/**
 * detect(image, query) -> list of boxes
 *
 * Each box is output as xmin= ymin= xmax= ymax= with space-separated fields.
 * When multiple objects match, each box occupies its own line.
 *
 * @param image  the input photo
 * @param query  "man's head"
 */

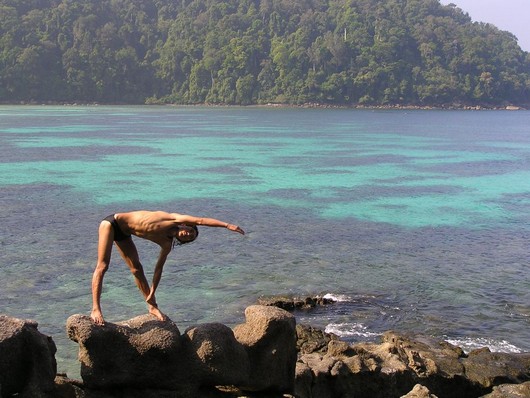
xmin=176 ymin=225 xmax=199 ymax=244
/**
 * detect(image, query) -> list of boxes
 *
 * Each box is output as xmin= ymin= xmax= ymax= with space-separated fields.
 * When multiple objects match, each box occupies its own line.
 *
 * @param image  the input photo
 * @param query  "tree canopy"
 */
xmin=1 ymin=0 xmax=529 ymax=106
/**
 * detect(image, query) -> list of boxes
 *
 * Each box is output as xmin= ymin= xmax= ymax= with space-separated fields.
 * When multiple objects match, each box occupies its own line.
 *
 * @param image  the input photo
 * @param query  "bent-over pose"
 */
xmin=90 ymin=210 xmax=244 ymax=325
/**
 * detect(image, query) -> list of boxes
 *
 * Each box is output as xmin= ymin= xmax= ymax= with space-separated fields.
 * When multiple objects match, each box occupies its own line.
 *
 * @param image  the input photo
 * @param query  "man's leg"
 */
xmin=115 ymin=238 xmax=167 ymax=321
xmin=91 ymin=221 xmax=114 ymax=325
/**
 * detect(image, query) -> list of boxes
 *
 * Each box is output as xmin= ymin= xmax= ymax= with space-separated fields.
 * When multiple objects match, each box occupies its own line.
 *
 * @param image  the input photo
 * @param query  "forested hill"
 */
xmin=1 ymin=0 xmax=529 ymax=106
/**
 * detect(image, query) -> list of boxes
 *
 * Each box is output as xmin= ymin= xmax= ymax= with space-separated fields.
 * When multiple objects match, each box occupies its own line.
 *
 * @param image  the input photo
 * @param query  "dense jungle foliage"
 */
xmin=1 ymin=0 xmax=529 ymax=106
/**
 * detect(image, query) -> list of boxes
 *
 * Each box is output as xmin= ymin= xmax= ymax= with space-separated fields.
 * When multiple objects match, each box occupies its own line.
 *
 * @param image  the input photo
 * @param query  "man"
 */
xmin=91 ymin=210 xmax=245 ymax=325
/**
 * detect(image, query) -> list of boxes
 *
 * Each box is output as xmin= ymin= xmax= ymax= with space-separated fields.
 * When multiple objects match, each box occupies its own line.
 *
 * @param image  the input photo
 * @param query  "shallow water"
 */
xmin=0 ymin=105 xmax=529 ymax=377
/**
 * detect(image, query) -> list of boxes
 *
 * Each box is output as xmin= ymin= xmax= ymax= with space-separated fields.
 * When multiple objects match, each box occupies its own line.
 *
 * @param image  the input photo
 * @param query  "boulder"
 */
xmin=294 ymin=330 xmax=530 ymax=398
xmin=53 ymin=374 xmax=85 ymax=398
xmin=401 ymin=384 xmax=438 ymax=398
xmin=462 ymin=348 xmax=530 ymax=388
xmin=66 ymin=314 xmax=184 ymax=390
xmin=0 ymin=315 xmax=57 ymax=397
xmin=182 ymin=322 xmax=249 ymax=386
xmin=294 ymin=362 xmax=313 ymax=398
xmin=233 ymin=305 xmax=297 ymax=393
xmin=296 ymin=323 xmax=338 ymax=354
xmin=258 ymin=295 xmax=336 ymax=311
xmin=67 ymin=306 xmax=297 ymax=396
xmin=481 ymin=381 xmax=530 ymax=398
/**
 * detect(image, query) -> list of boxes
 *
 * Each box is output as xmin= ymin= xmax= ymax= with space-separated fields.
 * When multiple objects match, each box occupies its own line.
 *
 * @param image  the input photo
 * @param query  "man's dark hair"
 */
xmin=175 ymin=225 xmax=199 ymax=245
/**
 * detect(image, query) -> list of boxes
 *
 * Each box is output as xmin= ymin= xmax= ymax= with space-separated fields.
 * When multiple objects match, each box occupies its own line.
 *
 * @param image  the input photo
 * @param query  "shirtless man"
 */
xmin=90 ymin=210 xmax=245 ymax=325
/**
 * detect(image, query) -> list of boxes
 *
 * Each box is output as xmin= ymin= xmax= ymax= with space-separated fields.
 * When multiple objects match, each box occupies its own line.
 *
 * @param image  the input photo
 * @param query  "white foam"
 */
xmin=325 ymin=322 xmax=380 ymax=339
xmin=322 ymin=293 xmax=350 ymax=302
xmin=444 ymin=336 xmax=523 ymax=354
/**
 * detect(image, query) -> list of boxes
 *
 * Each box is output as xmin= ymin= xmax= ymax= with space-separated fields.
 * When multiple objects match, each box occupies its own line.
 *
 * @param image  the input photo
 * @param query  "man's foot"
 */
xmin=148 ymin=305 xmax=168 ymax=321
xmin=91 ymin=309 xmax=105 ymax=325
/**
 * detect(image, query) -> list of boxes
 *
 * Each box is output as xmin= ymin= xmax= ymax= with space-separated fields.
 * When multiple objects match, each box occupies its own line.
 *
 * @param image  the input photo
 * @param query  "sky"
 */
xmin=440 ymin=0 xmax=530 ymax=51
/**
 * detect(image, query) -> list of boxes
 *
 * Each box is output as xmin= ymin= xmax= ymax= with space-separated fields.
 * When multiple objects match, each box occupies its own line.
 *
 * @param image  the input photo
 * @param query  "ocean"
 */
xmin=0 ymin=105 xmax=529 ymax=377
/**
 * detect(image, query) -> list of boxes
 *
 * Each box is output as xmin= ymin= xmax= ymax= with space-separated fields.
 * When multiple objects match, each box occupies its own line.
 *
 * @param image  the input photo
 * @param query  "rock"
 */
xmin=463 ymin=348 xmax=530 ymax=388
xmin=53 ymin=374 xmax=85 ymax=398
xmin=233 ymin=305 xmax=297 ymax=393
xmin=5 ymin=306 xmax=528 ymax=398
xmin=183 ymin=322 xmax=249 ymax=386
xmin=296 ymin=323 xmax=338 ymax=354
xmin=401 ymin=384 xmax=438 ymax=398
xmin=0 ymin=315 xmax=57 ymax=397
xmin=258 ymin=294 xmax=336 ymax=311
xmin=294 ymin=330 xmax=530 ymax=398
xmin=66 ymin=314 xmax=184 ymax=390
xmin=294 ymin=362 xmax=313 ymax=398
xmin=481 ymin=381 xmax=530 ymax=397
xmin=67 ymin=306 xmax=297 ymax=396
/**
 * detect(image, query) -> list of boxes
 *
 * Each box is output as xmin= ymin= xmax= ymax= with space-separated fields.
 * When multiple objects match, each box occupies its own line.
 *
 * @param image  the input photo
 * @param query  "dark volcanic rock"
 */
xmin=296 ymin=323 xmax=338 ymax=354
xmin=2 ymin=307 xmax=529 ymax=398
xmin=294 ymin=330 xmax=530 ymax=398
xmin=66 ymin=305 xmax=297 ymax=396
xmin=183 ymin=322 xmax=250 ymax=387
xmin=233 ymin=305 xmax=297 ymax=393
xmin=481 ymin=381 xmax=530 ymax=398
xmin=67 ymin=314 xmax=184 ymax=390
xmin=0 ymin=315 xmax=57 ymax=397
xmin=463 ymin=347 xmax=530 ymax=388
xmin=258 ymin=295 xmax=336 ymax=310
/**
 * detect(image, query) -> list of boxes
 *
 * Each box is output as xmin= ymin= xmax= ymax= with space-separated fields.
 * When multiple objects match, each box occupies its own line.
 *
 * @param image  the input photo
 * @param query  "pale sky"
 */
xmin=440 ymin=0 xmax=530 ymax=51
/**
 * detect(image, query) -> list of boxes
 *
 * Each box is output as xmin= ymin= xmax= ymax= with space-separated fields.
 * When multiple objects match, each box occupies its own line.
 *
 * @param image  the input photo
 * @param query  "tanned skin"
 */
xmin=91 ymin=210 xmax=244 ymax=325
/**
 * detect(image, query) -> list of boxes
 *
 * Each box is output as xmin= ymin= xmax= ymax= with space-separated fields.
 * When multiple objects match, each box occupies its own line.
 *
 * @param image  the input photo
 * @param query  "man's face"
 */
xmin=177 ymin=225 xmax=197 ymax=243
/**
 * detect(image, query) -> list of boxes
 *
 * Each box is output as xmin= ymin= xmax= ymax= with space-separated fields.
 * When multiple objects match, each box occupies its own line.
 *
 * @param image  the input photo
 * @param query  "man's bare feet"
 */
xmin=91 ymin=309 xmax=105 ymax=325
xmin=148 ymin=305 xmax=168 ymax=321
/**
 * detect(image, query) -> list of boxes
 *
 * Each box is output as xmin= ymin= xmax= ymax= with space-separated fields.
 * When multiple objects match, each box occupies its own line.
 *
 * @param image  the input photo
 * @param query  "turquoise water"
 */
xmin=1 ymin=105 xmax=529 ymax=377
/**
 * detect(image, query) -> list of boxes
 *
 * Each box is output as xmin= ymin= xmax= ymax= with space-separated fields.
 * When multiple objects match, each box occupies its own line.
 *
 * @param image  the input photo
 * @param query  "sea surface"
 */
xmin=1 ymin=105 xmax=529 ymax=377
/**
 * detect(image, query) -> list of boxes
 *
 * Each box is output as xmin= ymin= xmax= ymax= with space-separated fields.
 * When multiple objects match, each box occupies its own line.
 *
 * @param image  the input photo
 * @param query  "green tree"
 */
xmin=0 ymin=0 xmax=528 ymax=106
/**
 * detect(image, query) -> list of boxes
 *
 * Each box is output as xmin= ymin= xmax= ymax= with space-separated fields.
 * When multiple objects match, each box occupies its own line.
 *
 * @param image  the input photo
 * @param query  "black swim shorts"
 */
xmin=103 ymin=214 xmax=131 ymax=241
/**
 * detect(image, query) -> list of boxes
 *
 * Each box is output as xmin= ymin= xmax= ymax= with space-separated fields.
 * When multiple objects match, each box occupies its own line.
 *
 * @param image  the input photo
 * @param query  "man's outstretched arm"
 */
xmin=172 ymin=213 xmax=245 ymax=234
xmin=91 ymin=264 xmax=108 ymax=325
xmin=146 ymin=247 xmax=169 ymax=306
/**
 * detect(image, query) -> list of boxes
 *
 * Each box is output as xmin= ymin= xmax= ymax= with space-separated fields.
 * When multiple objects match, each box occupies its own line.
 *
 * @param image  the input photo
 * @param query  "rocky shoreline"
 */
xmin=262 ymin=102 xmax=528 ymax=111
xmin=1 ymin=101 xmax=528 ymax=111
xmin=1 ymin=297 xmax=529 ymax=398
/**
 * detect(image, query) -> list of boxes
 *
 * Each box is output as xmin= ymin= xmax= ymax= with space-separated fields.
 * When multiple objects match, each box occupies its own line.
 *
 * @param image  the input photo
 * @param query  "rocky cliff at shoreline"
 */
xmin=1 ymin=301 xmax=530 ymax=398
